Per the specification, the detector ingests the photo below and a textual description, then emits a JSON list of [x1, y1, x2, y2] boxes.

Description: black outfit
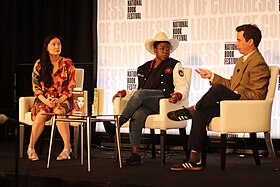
[[189, 84, 241, 152], [137, 57, 178, 98]]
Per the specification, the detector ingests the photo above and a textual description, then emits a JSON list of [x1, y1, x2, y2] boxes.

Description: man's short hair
[[236, 24, 262, 47]]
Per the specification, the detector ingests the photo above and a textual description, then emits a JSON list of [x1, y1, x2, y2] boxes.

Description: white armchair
[[114, 68, 192, 165], [206, 65, 279, 170], [18, 68, 85, 159]]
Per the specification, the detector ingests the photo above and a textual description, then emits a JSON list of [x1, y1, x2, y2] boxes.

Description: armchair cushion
[[145, 98, 189, 130], [209, 100, 272, 133]]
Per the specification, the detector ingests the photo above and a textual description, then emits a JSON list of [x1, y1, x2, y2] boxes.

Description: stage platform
[[1, 140, 280, 187]]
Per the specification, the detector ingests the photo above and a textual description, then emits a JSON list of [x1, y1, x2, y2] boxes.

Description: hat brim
[[145, 38, 179, 55]]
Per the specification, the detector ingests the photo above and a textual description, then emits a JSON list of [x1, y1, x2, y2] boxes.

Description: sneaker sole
[[171, 167, 202, 171], [167, 113, 191, 121]]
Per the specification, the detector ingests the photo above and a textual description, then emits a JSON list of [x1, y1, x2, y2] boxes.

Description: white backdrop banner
[[97, 0, 280, 138]]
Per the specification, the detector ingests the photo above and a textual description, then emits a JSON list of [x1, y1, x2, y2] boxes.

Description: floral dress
[[31, 57, 76, 121]]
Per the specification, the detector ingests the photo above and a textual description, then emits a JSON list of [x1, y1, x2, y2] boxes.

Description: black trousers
[[188, 84, 241, 152]]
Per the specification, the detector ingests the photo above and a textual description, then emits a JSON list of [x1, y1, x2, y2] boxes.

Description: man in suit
[[167, 24, 270, 171]]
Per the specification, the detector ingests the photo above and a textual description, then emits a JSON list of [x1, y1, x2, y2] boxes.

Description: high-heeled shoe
[[56, 148, 72, 161], [27, 148, 39, 161]]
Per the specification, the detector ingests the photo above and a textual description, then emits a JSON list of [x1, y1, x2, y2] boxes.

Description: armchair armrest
[[19, 96, 35, 123], [158, 98, 189, 118], [113, 90, 136, 115], [114, 97, 130, 115]]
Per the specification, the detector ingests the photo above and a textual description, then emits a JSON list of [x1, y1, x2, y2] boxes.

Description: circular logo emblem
[[178, 70, 184, 77], [165, 67, 172, 74]]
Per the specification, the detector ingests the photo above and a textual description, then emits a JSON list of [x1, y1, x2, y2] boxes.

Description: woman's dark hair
[[39, 34, 61, 88], [236, 24, 262, 47]]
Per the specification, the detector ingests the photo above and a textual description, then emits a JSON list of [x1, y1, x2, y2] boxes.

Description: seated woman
[[27, 34, 76, 161]]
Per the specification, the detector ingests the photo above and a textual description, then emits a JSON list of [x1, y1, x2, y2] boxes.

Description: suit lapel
[[231, 50, 260, 90], [231, 56, 248, 90]]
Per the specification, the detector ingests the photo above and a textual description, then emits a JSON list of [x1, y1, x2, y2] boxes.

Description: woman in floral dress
[[27, 34, 76, 161]]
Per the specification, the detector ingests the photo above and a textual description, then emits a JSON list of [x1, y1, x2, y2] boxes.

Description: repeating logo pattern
[[98, 0, 280, 137]]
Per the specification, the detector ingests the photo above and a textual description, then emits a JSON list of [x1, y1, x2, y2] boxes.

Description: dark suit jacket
[[211, 49, 270, 100]]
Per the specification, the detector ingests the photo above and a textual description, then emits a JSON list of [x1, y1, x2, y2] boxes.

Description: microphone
[[237, 69, 240, 73]]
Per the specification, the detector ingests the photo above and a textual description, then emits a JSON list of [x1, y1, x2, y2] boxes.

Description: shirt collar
[[243, 49, 256, 62]]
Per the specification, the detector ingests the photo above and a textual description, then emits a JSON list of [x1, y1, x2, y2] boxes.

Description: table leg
[[81, 121, 84, 165], [115, 115, 122, 168], [87, 116, 91, 171], [47, 114, 57, 168]]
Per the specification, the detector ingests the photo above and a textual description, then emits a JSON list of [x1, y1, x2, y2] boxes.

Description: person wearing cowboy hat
[[103, 32, 189, 166]]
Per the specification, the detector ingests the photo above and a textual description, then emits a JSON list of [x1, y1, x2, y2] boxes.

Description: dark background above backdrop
[[0, 0, 97, 119]]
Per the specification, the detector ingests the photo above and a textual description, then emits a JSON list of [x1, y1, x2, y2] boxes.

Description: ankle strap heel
[[56, 148, 72, 161], [27, 148, 39, 161]]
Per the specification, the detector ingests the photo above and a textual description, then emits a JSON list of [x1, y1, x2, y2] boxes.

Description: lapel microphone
[[237, 69, 240, 73]]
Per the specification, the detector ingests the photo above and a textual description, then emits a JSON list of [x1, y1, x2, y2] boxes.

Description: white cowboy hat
[[145, 32, 179, 55]]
